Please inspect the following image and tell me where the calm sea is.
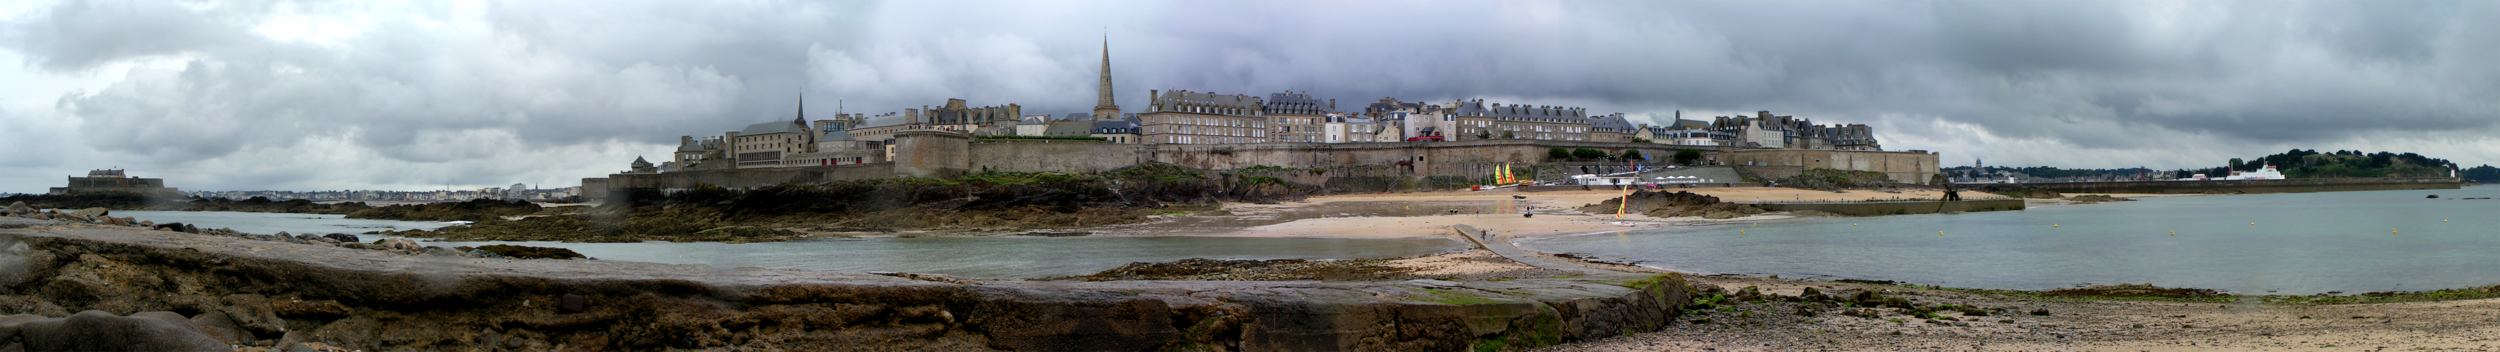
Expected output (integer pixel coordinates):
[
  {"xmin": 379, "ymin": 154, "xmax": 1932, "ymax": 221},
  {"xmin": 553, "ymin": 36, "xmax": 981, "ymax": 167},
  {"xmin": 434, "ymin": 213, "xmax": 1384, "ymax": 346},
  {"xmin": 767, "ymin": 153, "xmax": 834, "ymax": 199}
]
[
  {"xmin": 1521, "ymin": 185, "xmax": 2500, "ymax": 295},
  {"xmin": 114, "ymin": 211, "xmax": 1462, "ymax": 278}
]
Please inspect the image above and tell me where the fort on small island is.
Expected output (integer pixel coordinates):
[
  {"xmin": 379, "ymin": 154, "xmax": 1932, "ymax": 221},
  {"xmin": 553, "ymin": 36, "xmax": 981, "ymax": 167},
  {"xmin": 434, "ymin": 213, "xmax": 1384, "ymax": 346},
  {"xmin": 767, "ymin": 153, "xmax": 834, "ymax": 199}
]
[
  {"xmin": 47, "ymin": 169, "xmax": 179, "ymax": 198},
  {"xmin": 584, "ymin": 39, "xmax": 1942, "ymax": 197}
]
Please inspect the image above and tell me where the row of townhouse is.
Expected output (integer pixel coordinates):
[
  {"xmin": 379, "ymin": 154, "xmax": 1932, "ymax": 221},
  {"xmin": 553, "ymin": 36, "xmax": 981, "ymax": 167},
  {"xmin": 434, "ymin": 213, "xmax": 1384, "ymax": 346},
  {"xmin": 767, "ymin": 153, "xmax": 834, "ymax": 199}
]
[{"xmin": 652, "ymin": 98, "xmax": 1881, "ymax": 173}]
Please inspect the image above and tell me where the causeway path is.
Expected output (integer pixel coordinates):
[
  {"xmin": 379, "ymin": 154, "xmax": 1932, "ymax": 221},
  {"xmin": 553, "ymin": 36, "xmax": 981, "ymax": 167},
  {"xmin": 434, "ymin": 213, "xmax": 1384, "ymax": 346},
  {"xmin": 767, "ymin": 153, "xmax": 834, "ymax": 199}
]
[{"xmin": 1451, "ymin": 224, "xmax": 1616, "ymax": 274}]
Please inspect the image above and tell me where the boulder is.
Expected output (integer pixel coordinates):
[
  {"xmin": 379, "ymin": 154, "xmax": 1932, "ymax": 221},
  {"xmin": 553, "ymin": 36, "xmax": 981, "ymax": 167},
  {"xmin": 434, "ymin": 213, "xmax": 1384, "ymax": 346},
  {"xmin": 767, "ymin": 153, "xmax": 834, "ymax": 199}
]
[
  {"xmin": 187, "ymin": 311, "xmax": 254, "ymax": 345},
  {"xmin": 4, "ymin": 201, "xmax": 30, "ymax": 214},
  {"xmin": 10, "ymin": 310, "xmax": 228, "ymax": 352},
  {"xmin": 69, "ymin": 208, "xmax": 110, "ymax": 219},
  {"xmin": 219, "ymin": 294, "xmax": 289, "ymax": 336},
  {"xmin": 378, "ymin": 238, "xmax": 423, "ymax": 251},
  {"xmin": 103, "ymin": 217, "xmax": 128, "ymax": 226},
  {"xmin": 321, "ymin": 233, "xmax": 359, "ymax": 244}
]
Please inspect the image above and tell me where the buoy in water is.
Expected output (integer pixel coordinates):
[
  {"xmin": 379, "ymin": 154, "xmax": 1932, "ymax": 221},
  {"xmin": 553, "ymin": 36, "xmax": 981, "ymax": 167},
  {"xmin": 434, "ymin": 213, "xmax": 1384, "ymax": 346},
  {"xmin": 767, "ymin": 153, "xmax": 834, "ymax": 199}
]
[
  {"xmin": 2250, "ymin": 222, "xmax": 2255, "ymax": 226},
  {"xmin": 2053, "ymin": 224, "xmax": 2059, "ymax": 228},
  {"xmin": 1938, "ymin": 231, "xmax": 1943, "ymax": 236},
  {"xmin": 2170, "ymin": 230, "xmax": 2175, "ymax": 236}
]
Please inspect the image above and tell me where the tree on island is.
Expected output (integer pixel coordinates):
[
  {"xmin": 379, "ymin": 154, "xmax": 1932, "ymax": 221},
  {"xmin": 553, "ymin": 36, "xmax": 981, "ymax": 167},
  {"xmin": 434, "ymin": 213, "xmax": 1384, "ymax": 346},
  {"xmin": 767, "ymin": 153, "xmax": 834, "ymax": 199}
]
[
  {"xmin": 1618, "ymin": 149, "xmax": 1644, "ymax": 162},
  {"xmin": 2463, "ymin": 165, "xmax": 2500, "ymax": 182},
  {"xmin": 1548, "ymin": 147, "xmax": 1572, "ymax": 161},
  {"xmin": 1571, "ymin": 148, "xmax": 1608, "ymax": 161}
]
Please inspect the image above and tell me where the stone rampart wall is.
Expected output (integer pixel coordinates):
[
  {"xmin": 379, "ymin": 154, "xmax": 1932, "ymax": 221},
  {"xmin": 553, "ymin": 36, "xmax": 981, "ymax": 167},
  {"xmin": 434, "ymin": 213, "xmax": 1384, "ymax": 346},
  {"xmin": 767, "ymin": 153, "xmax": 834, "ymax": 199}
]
[
  {"xmin": 599, "ymin": 163, "xmax": 896, "ymax": 191},
  {"xmin": 1722, "ymin": 150, "xmax": 1939, "ymax": 185},
  {"xmin": 966, "ymin": 139, "xmax": 1144, "ymax": 174}
]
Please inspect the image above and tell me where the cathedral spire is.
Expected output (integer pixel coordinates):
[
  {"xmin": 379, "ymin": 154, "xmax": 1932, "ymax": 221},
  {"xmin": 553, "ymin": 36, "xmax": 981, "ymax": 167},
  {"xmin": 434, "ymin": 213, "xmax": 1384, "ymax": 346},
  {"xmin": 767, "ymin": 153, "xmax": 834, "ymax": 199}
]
[
  {"xmin": 1092, "ymin": 35, "xmax": 1120, "ymax": 121},
  {"xmin": 795, "ymin": 94, "xmax": 806, "ymax": 125}
]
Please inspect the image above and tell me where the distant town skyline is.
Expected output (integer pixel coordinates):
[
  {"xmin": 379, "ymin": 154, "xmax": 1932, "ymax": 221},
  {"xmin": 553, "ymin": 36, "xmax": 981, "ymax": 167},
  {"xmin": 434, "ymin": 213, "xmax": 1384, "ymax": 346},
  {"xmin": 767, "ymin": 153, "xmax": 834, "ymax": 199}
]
[{"xmin": 2, "ymin": 0, "xmax": 2495, "ymax": 193}]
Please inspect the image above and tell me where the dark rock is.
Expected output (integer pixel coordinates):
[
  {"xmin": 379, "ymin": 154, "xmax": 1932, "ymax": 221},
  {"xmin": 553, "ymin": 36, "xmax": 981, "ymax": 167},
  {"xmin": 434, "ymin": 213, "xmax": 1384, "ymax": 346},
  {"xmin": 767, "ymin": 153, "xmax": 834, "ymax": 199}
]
[
  {"xmin": 187, "ymin": 311, "xmax": 253, "ymax": 345},
  {"xmin": 152, "ymin": 222, "xmax": 188, "ymax": 232},
  {"xmin": 11, "ymin": 310, "xmax": 227, "ymax": 352},
  {"xmin": 559, "ymin": 294, "xmax": 586, "ymax": 313},
  {"xmin": 321, "ymin": 233, "xmax": 359, "ymax": 243},
  {"xmin": 474, "ymin": 245, "xmax": 584, "ymax": 260}
]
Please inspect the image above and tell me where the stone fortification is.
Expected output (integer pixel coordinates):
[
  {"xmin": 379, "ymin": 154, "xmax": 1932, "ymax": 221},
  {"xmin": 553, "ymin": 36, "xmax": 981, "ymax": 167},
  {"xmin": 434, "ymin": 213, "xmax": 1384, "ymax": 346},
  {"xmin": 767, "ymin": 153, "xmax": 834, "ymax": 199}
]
[
  {"xmin": 0, "ymin": 219, "xmax": 1693, "ymax": 351},
  {"xmin": 1721, "ymin": 149, "xmax": 1940, "ymax": 184},
  {"xmin": 587, "ymin": 131, "xmax": 1939, "ymax": 200}
]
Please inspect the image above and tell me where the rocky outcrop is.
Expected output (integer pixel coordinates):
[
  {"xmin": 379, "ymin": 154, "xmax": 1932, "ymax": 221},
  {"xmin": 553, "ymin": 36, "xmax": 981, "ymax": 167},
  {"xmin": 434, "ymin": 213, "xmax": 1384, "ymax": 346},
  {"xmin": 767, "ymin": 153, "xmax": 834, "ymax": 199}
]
[
  {"xmin": 0, "ymin": 220, "xmax": 1692, "ymax": 351},
  {"xmin": 1577, "ymin": 190, "xmax": 1768, "ymax": 219},
  {"xmin": 2, "ymin": 310, "xmax": 230, "ymax": 351}
]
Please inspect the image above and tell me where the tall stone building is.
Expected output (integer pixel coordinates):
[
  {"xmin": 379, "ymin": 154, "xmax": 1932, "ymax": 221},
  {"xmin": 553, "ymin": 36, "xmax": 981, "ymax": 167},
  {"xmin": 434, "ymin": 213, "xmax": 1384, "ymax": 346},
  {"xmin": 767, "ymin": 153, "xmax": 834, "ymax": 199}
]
[
  {"xmin": 1140, "ymin": 89, "xmax": 1268, "ymax": 145},
  {"xmin": 1092, "ymin": 38, "xmax": 1121, "ymax": 121},
  {"xmin": 1446, "ymin": 100, "xmax": 1592, "ymax": 141},
  {"xmin": 1263, "ymin": 91, "xmax": 1329, "ymax": 143},
  {"xmin": 730, "ymin": 101, "xmax": 817, "ymax": 168}
]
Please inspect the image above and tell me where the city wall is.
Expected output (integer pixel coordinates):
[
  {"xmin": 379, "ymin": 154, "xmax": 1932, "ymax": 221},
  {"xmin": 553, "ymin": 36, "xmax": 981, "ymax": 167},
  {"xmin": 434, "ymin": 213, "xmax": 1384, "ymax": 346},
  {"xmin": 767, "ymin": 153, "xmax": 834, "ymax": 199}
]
[
  {"xmin": 587, "ymin": 130, "xmax": 1942, "ymax": 200},
  {"xmin": 1721, "ymin": 149, "xmax": 1939, "ymax": 184},
  {"xmin": 600, "ymin": 163, "xmax": 897, "ymax": 191},
  {"xmin": 1967, "ymin": 177, "xmax": 2462, "ymax": 195},
  {"xmin": 967, "ymin": 139, "xmax": 1145, "ymax": 174}
]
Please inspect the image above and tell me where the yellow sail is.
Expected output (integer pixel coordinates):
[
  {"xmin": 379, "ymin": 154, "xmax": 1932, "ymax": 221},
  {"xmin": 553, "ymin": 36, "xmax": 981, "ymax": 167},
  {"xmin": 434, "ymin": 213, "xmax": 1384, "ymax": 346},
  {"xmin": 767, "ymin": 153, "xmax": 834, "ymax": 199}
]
[{"xmin": 1495, "ymin": 164, "xmax": 1509, "ymax": 184}]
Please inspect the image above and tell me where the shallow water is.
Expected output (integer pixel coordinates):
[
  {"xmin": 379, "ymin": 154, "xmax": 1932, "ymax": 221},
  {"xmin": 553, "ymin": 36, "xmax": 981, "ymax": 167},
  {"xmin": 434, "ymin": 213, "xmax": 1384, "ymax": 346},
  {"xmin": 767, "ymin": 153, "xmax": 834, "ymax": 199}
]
[
  {"xmin": 1522, "ymin": 185, "xmax": 2500, "ymax": 295},
  {"xmin": 117, "ymin": 211, "xmax": 459, "ymax": 235},
  {"xmin": 114, "ymin": 210, "xmax": 1463, "ymax": 278},
  {"xmin": 427, "ymin": 236, "xmax": 1459, "ymax": 278}
]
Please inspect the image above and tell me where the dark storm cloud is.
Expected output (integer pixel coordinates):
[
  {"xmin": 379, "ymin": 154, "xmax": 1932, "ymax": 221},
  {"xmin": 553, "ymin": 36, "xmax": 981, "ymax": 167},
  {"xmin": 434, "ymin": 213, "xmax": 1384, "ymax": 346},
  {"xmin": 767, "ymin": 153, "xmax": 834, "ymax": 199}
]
[{"xmin": 2, "ymin": 0, "xmax": 2495, "ymax": 192}]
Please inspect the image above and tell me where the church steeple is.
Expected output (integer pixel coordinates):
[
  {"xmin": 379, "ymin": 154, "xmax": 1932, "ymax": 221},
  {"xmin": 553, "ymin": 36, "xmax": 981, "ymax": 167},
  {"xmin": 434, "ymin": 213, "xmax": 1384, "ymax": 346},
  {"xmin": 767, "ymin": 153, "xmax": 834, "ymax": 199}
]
[
  {"xmin": 795, "ymin": 95, "xmax": 806, "ymax": 125},
  {"xmin": 1092, "ymin": 35, "xmax": 1120, "ymax": 121}
]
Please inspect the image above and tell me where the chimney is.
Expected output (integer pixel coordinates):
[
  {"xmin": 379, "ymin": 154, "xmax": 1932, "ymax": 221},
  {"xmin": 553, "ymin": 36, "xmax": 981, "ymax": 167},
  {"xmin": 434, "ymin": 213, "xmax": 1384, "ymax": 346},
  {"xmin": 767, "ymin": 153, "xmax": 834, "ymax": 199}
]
[{"xmin": 681, "ymin": 136, "xmax": 693, "ymax": 146}]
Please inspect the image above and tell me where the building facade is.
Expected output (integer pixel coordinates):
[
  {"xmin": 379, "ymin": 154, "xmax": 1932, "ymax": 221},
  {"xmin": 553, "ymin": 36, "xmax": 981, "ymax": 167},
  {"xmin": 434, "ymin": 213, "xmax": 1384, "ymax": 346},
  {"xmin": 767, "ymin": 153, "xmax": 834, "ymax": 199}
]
[
  {"xmin": 1264, "ymin": 91, "xmax": 1329, "ymax": 143},
  {"xmin": 1140, "ymin": 89, "xmax": 1269, "ymax": 145},
  {"xmin": 1448, "ymin": 100, "xmax": 1593, "ymax": 141}
]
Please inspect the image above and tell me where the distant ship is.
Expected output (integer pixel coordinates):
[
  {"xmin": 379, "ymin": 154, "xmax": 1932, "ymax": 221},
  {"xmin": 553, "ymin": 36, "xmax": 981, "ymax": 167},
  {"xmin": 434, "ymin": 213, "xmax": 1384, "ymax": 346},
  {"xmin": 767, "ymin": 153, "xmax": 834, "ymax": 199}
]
[{"xmin": 2220, "ymin": 165, "xmax": 2287, "ymax": 181}]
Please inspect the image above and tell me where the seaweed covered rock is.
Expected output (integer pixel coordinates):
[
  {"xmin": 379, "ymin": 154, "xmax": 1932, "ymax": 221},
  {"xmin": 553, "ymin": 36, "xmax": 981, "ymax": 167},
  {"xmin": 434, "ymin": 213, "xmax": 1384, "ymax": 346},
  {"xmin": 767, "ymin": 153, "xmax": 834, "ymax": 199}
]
[
  {"xmin": 344, "ymin": 198, "xmax": 542, "ymax": 221},
  {"xmin": 1577, "ymin": 190, "xmax": 1769, "ymax": 219},
  {"xmin": 1775, "ymin": 168, "xmax": 1898, "ymax": 191},
  {"xmin": 474, "ymin": 244, "xmax": 586, "ymax": 259}
]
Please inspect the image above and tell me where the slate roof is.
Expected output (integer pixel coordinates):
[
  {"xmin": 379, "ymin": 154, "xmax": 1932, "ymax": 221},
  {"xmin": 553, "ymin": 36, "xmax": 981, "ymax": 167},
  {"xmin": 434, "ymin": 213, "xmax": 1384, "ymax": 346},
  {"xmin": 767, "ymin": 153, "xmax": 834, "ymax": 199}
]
[
  {"xmin": 820, "ymin": 129, "xmax": 856, "ymax": 141},
  {"xmin": 1590, "ymin": 114, "xmax": 1637, "ymax": 131},
  {"xmin": 739, "ymin": 120, "xmax": 809, "ymax": 136}
]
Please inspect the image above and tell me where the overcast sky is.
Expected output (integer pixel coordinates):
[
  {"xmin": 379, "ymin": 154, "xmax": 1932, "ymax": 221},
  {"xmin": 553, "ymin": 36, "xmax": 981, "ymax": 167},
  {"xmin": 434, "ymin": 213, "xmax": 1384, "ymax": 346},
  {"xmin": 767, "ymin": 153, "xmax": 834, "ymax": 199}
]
[{"xmin": 2, "ymin": 0, "xmax": 2494, "ymax": 193}]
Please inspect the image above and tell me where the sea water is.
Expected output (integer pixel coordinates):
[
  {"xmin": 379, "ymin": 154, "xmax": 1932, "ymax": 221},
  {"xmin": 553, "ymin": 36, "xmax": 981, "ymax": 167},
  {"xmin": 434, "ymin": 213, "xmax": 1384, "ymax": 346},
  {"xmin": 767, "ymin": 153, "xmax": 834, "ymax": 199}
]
[
  {"xmin": 1521, "ymin": 185, "xmax": 2500, "ymax": 295},
  {"xmin": 114, "ymin": 211, "xmax": 1462, "ymax": 278}
]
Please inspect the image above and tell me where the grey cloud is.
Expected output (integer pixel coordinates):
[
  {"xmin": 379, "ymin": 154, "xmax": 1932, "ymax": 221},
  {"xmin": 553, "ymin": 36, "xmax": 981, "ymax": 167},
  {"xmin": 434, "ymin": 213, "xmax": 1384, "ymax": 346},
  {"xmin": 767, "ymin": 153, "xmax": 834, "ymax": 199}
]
[
  {"xmin": 0, "ymin": 0, "xmax": 261, "ymax": 71},
  {"xmin": 5, "ymin": 0, "xmax": 2498, "ymax": 192}
]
